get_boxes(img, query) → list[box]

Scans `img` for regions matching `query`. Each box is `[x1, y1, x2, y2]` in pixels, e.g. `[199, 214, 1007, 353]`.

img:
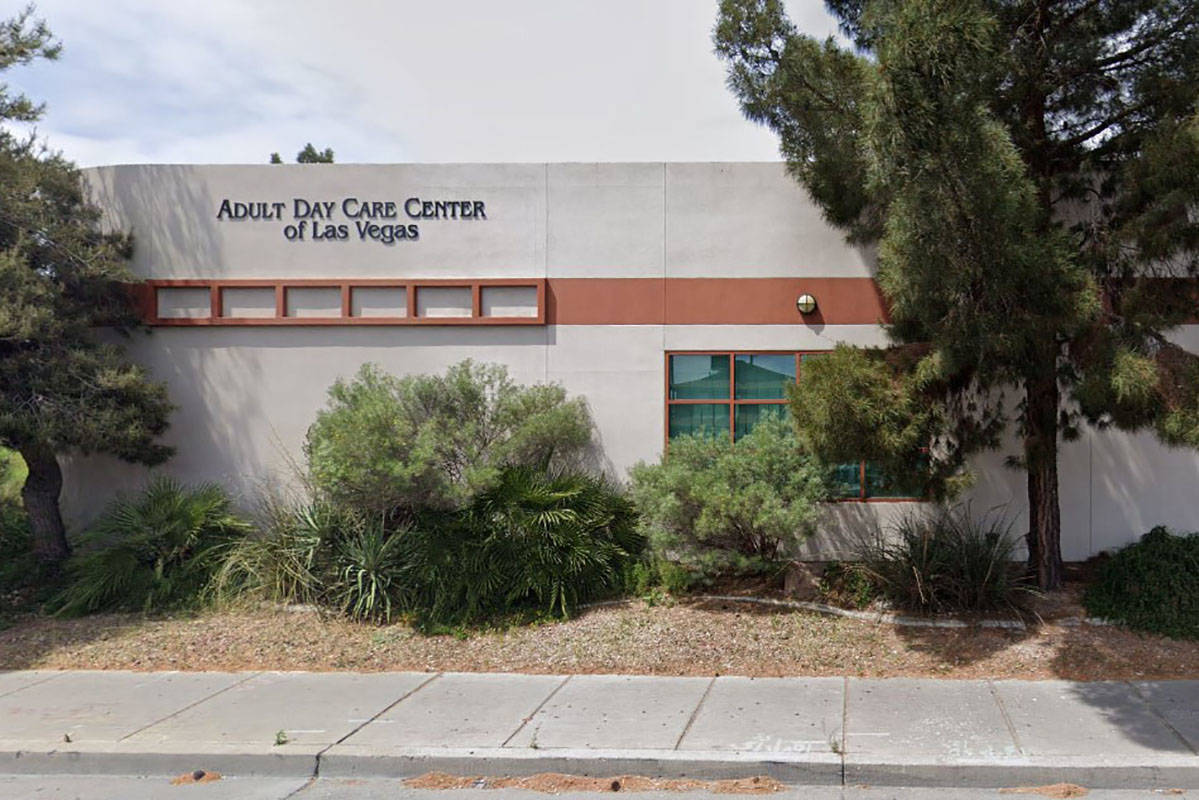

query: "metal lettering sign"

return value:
[214, 197, 487, 244]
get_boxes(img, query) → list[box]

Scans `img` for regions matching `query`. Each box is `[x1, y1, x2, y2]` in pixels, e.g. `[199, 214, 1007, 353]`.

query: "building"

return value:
[62, 162, 1199, 559]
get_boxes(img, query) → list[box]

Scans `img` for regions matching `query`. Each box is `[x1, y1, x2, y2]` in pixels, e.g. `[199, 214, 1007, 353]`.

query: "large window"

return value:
[665, 351, 921, 501]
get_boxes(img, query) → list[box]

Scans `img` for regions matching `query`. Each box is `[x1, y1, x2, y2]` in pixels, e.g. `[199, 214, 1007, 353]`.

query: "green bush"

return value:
[817, 562, 877, 610]
[628, 415, 826, 581]
[860, 507, 1030, 613]
[51, 477, 253, 616]
[1084, 526, 1199, 639]
[305, 361, 594, 517]
[0, 448, 26, 503]
[402, 466, 644, 623]
[0, 500, 33, 592]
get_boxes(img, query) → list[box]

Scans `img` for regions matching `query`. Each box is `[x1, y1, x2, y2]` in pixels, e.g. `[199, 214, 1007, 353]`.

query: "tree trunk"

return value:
[1023, 373, 1063, 590]
[19, 444, 70, 566]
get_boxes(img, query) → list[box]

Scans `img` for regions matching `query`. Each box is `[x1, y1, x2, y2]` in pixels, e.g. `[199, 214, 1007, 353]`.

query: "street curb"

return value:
[3, 746, 1197, 789]
[320, 747, 843, 784]
[843, 754, 1199, 790]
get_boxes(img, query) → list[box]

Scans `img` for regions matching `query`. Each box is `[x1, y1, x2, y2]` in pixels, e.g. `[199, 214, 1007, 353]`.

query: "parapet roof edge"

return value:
[81, 160, 787, 169]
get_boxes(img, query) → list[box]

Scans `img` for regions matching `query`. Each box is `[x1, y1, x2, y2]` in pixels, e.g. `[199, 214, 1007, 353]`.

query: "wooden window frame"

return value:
[144, 278, 545, 326]
[664, 350, 924, 503]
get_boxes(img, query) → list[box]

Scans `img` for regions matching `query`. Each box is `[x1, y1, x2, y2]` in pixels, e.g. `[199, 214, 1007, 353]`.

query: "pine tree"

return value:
[0, 7, 173, 565]
[296, 143, 334, 163]
[716, 0, 1199, 589]
[269, 144, 334, 164]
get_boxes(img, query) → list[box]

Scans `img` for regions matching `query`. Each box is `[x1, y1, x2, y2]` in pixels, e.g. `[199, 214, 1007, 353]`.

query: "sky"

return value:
[5, 0, 841, 166]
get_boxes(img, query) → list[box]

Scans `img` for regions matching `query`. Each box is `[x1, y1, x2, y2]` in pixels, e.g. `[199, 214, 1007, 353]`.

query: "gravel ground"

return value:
[0, 597, 1196, 679]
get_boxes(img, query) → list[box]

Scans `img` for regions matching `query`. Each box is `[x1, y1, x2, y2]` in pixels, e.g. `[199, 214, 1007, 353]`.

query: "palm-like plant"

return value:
[402, 467, 644, 623]
[51, 477, 252, 615]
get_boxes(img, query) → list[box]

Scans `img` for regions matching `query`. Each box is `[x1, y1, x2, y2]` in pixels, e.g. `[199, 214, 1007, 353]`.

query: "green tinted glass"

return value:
[669, 403, 731, 439]
[669, 355, 730, 400]
[733, 403, 787, 440]
[864, 460, 924, 499]
[831, 462, 862, 498]
[734, 354, 796, 399]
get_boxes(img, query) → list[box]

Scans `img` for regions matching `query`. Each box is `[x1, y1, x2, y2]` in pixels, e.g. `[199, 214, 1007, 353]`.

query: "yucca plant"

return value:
[334, 520, 406, 622]
[212, 497, 358, 606]
[51, 477, 253, 616]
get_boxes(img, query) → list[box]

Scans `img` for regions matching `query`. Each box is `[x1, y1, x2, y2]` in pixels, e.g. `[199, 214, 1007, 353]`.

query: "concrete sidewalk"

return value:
[0, 670, 1196, 789]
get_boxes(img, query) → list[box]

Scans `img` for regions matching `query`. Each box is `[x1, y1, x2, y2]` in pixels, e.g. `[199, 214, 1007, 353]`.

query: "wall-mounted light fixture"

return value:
[796, 293, 818, 315]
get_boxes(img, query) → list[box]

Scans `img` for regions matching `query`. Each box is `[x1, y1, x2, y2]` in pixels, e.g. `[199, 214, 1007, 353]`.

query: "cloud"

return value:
[7, 0, 839, 166]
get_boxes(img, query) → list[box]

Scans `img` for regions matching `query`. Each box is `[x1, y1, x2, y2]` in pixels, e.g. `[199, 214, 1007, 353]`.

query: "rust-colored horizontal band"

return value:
[546, 277, 888, 325]
[133, 276, 888, 326]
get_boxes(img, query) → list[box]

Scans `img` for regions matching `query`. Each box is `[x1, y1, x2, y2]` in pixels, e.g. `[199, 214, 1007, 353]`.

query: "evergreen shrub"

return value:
[305, 360, 594, 517]
[628, 415, 826, 584]
[0, 500, 32, 592]
[1084, 527, 1199, 639]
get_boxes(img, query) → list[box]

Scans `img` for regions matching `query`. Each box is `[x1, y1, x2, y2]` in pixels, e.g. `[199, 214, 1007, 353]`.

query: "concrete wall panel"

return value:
[664, 163, 876, 278]
[547, 163, 664, 276]
[662, 324, 890, 351]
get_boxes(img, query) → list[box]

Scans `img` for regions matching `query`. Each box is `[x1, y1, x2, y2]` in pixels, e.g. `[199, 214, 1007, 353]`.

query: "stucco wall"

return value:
[59, 162, 1199, 559]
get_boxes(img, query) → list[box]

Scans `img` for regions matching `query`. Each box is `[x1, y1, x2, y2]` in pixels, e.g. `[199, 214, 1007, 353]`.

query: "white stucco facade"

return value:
[59, 162, 1199, 560]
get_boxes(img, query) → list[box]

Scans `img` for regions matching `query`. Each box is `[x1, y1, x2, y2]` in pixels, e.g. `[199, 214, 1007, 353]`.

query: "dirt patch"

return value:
[404, 771, 783, 794]
[0, 594, 1195, 679]
[170, 769, 221, 785]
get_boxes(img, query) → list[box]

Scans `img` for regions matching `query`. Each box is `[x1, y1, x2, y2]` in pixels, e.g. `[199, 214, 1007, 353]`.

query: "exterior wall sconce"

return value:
[796, 293, 818, 315]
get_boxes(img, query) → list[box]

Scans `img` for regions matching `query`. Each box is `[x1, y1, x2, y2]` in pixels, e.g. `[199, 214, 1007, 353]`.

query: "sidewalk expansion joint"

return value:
[0, 672, 66, 700]
[988, 679, 1025, 755]
[1126, 680, 1199, 756]
[840, 676, 848, 784]
[674, 675, 717, 750]
[501, 674, 572, 748]
[117, 671, 260, 743]
[312, 671, 442, 777]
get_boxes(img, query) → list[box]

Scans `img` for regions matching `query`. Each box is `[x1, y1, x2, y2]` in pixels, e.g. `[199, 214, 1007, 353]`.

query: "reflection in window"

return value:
[669, 354, 730, 400]
[734, 354, 795, 399]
